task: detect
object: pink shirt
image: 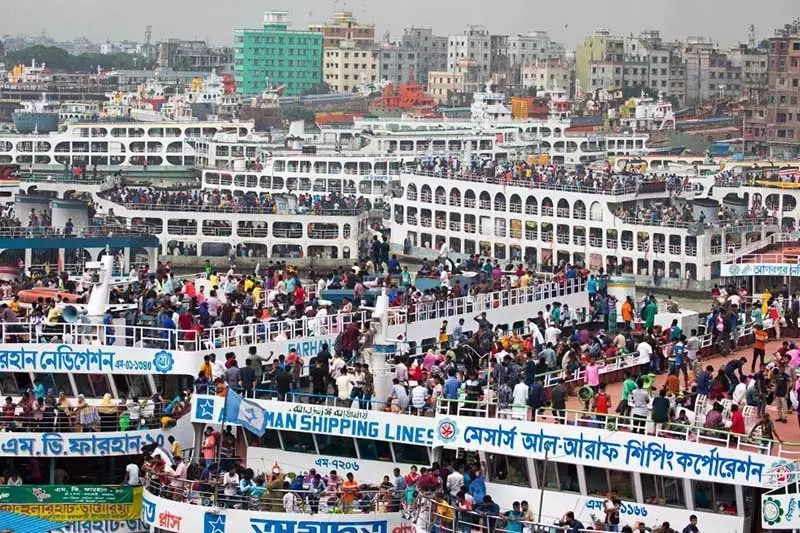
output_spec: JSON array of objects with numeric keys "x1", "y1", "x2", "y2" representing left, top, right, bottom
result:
[{"x1": 586, "y1": 364, "x2": 600, "y2": 387}]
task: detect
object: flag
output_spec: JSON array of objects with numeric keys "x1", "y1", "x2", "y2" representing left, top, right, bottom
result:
[{"x1": 224, "y1": 389, "x2": 267, "y2": 436}]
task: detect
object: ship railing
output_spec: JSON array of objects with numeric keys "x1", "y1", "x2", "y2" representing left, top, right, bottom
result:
[
  {"x1": 417, "y1": 496, "x2": 606, "y2": 533},
  {"x1": 407, "y1": 170, "x2": 645, "y2": 196},
  {"x1": 143, "y1": 474, "x2": 398, "y2": 514},
  {"x1": 386, "y1": 278, "x2": 586, "y2": 327},
  {"x1": 1, "y1": 400, "x2": 181, "y2": 433},
  {"x1": 19, "y1": 175, "x2": 107, "y2": 185},
  {"x1": 0, "y1": 225, "x2": 150, "y2": 239},
  {"x1": 117, "y1": 203, "x2": 364, "y2": 217}
]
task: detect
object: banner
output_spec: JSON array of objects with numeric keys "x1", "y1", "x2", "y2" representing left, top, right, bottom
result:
[
  {"x1": 0, "y1": 429, "x2": 164, "y2": 457},
  {"x1": 0, "y1": 486, "x2": 141, "y2": 522},
  {"x1": 722, "y1": 263, "x2": 800, "y2": 277},
  {"x1": 0, "y1": 485, "x2": 134, "y2": 504},
  {"x1": 763, "y1": 493, "x2": 800, "y2": 529},
  {"x1": 192, "y1": 395, "x2": 435, "y2": 446},
  {"x1": 434, "y1": 415, "x2": 781, "y2": 488}
]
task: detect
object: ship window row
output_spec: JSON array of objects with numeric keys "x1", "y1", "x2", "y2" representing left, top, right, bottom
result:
[
  {"x1": 271, "y1": 160, "x2": 400, "y2": 175},
  {"x1": 0, "y1": 371, "x2": 166, "y2": 400},
  {"x1": 0, "y1": 155, "x2": 196, "y2": 167},
  {"x1": 486, "y1": 453, "x2": 743, "y2": 517},
  {"x1": 164, "y1": 240, "x2": 353, "y2": 260},
  {"x1": 204, "y1": 173, "x2": 384, "y2": 195},
  {"x1": 404, "y1": 232, "x2": 702, "y2": 280},
  {"x1": 251, "y1": 429, "x2": 431, "y2": 465},
  {"x1": 157, "y1": 219, "x2": 351, "y2": 240}
]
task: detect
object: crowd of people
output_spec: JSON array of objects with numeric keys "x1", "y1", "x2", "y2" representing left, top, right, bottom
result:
[
  {"x1": 0, "y1": 389, "x2": 191, "y2": 433},
  {"x1": 100, "y1": 186, "x2": 372, "y2": 215}
]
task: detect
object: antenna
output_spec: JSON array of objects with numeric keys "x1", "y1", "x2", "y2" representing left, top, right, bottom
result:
[
  {"x1": 145, "y1": 25, "x2": 152, "y2": 47},
  {"x1": 748, "y1": 24, "x2": 756, "y2": 48}
]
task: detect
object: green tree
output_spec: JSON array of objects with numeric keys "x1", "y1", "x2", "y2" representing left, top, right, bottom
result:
[{"x1": 6, "y1": 45, "x2": 149, "y2": 72}]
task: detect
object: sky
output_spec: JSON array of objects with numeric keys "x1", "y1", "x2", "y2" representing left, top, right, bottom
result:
[{"x1": 1, "y1": 0, "x2": 797, "y2": 49}]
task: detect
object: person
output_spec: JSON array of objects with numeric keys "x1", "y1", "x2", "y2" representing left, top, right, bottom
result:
[
  {"x1": 504, "y1": 501, "x2": 524, "y2": 533},
  {"x1": 124, "y1": 461, "x2": 140, "y2": 485},
  {"x1": 631, "y1": 380, "x2": 650, "y2": 434},
  {"x1": 342, "y1": 472, "x2": 359, "y2": 512},
  {"x1": 750, "y1": 412, "x2": 783, "y2": 449},
  {"x1": 682, "y1": 515, "x2": 699, "y2": 533},
  {"x1": 168, "y1": 435, "x2": 182, "y2": 459},
  {"x1": 558, "y1": 511, "x2": 586, "y2": 533},
  {"x1": 753, "y1": 324, "x2": 769, "y2": 373},
  {"x1": 651, "y1": 388, "x2": 670, "y2": 428},
  {"x1": 730, "y1": 404, "x2": 745, "y2": 437},
  {"x1": 511, "y1": 376, "x2": 529, "y2": 419},
  {"x1": 653, "y1": 523, "x2": 678, "y2": 533},
  {"x1": 551, "y1": 379, "x2": 567, "y2": 424},
  {"x1": 603, "y1": 489, "x2": 622, "y2": 532}
]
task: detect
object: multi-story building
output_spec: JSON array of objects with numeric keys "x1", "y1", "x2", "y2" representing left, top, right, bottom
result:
[
  {"x1": 156, "y1": 39, "x2": 233, "y2": 71},
  {"x1": 308, "y1": 11, "x2": 376, "y2": 48},
  {"x1": 728, "y1": 44, "x2": 769, "y2": 104},
  {"x1": 521, "y1": 59, "x2": 573, "y2": 96},
  {"x1": 683, "y1": 37, "x2": 741, "y2": 105},
  {"x1": 577, "y1": 29, "x2": 685, "y2": 102},
  {"x1": 380, "y1": 42, "x2": 419, "y2": 85},
  {"x1": 401, "y1": 27, "x2": 448, "y2": 83},
  {"x1": 507, "y1": 32, "x2": 554, "y2": 69},
  {"x1": 323, "y1": 40, "x2": 380, "y2": 93},
  {"x1": 426, "y1": 71, "x2": 466, "y2": 104},
  {"x1": 233, "y1": 11, "x2": 323, "y2": 97},
  {"x1": 447, "y1": 25, "x2": 491, "y2": 92},
  {"x1": 763, "y1": 22, "x2": 800, "y2": 157}
]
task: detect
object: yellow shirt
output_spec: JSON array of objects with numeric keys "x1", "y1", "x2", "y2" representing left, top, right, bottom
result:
[
  {"x1": 519, "y1": 274, "x2": 530, "y2": 288},
  {"x1": 9, "y1": 301, "x2": 20, "y2": 314},
  {"x1": 171, "y1": 441, "x2": 183, "y2": 458},
  {"x1": 253, "y1": 286, "x2": 262, "y2": 305},
  {"x1": 244, "y1": 279, "x2": 254, "y2": 292},
  {"x1": 209, "y1": 274, "x2": 219, "y2": 287}
]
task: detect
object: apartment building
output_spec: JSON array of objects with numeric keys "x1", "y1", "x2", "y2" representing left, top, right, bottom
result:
[
  {"x1": 308, "y1": 11, "x2": 375, "y2": 48},
  {"x1": 401, "y1": 27, "x2": 448, "y2": 84},
  {"x1": 324, "y1": 40, "x2": 380, "y2": 93}
]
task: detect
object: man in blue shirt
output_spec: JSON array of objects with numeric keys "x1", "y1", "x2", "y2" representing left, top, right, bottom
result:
[
  {"x1": 443, "y1": 369, "x2": 460, "y2": 415},
  {"x1": 682, "y1": 515, "x2": 699, "y2": 533}
]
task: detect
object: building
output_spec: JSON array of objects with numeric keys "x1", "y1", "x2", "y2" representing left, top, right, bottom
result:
[
  {"x1": 156, "y1": 39, "x2": 233, "y2": 71},
  {"x1": 233, "y1": 11, "x2": 323, "y2": 97},
  {"x1": 728, "y1": 44, "x2": 769, "y2": 104},
  {"x1": 113, "y1": 69, "x2": 209, "y2": 92},
  {"x1": 447, "y1": 25, "x2": 491, "y2": 92},
  {"x1": 380, "y1": 42, "x2": 419, "y2": 85},
  {"x1": 426, "y1": 70, "x2": 466, "y2": 104},
  {"x1": 761, "y1": 22, "x2": 800, "y2": 157},
  {"x1": 308, "y1": 11, "x2": 376, "y2": 48},
  {"x1": 521, "y1": 59, "x2": 573, "y2": 96},
  {"x1": 683, "y1": 37, "x2": 741, "y2": 105},
  {"x1": 576, "y1": 29, "x2": 685, "y2": 102},
  {"x1": 401, "y1": 27, "x2": 448, "y2": 84},
  {"x1": 323, "y1": 40, "x2": 380, "y2": 93}
]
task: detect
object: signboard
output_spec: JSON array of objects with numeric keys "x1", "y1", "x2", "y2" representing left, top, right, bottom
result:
[
  {"x1": 0, "y1": 429, "x2": 164, "y2": 457},
  {"x1": 0, "y1": 485, "x2": 134, "y2": 504},
  {"x1": 0, "y1": 486, "x2": 141, "y2": 522},
  {"x1": 141, "y1": 491, "x2": 405, "y2": 533},
  {"x1": 435, "y1": 415, "x2": 779, "y2": 487},
  {"x1": 192, "y1": 395, "x2": 435, "y2": 446},
  {"x1": 762, "y1": 493, "x2": 800, "y2": 529},
  {"x1": 722, "y1": 263, "x2": 800, "y2": 277},
  {"x1": 60, "y1": 520, "x2": 147, "y2": 533},
  {"x1": 0, "y1": 344, "x2": 184, "y2": 375}
]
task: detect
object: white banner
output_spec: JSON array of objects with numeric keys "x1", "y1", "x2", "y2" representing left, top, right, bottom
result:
[
  {"x1": 435, "y1": 415, "x2": 780, "y2": 487},
  {"x1": 142, "y1": 490, "x2": 406, "y2": 533},
  {"x1": 722, "y1": 263, "x2": 800, "y2": 277},
  {"x1": 192, "y1": 395, "x2": 435, "y2": 446},
  {"x1": 0, "y1": 429, "x2": 164, "y2": 457},
  {"x1": 762, "y1": 493, "x2": 800, "y2": 529},
  {"x1": 58, "y1": 520, "x2": 147, "y2": 533}
]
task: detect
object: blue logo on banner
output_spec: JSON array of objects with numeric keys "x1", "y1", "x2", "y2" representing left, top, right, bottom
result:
[
  {"x1": 196, "y1": 398, "x2": 215, "y2": 421},
  {"x1": 141, "y1": 497, "x2": 156, "y2": 523},
  {"x1": 204, "y1": 512, "x2": 226, "y2": 533},
  {"x1": 153, "y1": 350, "x2": 174, "y2": 373}
]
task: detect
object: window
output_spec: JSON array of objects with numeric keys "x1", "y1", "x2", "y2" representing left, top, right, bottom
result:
[
  {"x1": 392, "y1": 442, "x2": 429, "y2": 464},
  {"x1": 357, "y1": 439, "x2": 392, "y2": 462},
  {"x1": 316, "y1": 435, "x2": 357, "y2": 458},
  {"x1": 282, "y1": 431, "x2": 317, "y2": 454},
  {"x1": 487, "y1": 453, "x2": 530, "y2": 487},
  {"x1": 692, "y1": 480, "x2": 736, "y2": 514},
  {"x1": 73, "y1": 374, "x2": 112, "y2": 398},
  {"x1": 585, "y1": 466, "x2": 635, "y2": 501},
  {"x1": 641, "y1": 474, "x2": 685, "y2": 507},
  {"x1": 112, "y1": 374, "x2": 150, "y2": 399},
  {"x1": 254, "y1": 430, "x2": 281, "y2": 449},
  {"x1": 34, "y1": 373, "x2": 73, "y2": 396},
  {"x1": 534, "y1": 460, "x2": 578, "y2": 492}
]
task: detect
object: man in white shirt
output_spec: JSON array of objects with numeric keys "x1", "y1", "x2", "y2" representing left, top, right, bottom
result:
[
  {"x1": 732, "y1": 379, "x2": 748, "y2": 406},
  {"x1": 526, "y1": 318, "x2": 544, "y2": 347},
  {"x1": 222, "y1": 466, "x2": 240, "y2": 507},
  {"x1": 283, "y1": 490, "x2": 300, "y2": 513},
  {"x1": 544, "y1": 324, "x2": 561, "y2": 347},
  {"x1": 210, "y1": 354, "x2": 226, "y2": 381},
  {"x1": 637, "y1": 340, "x2": 653, "y2": 363},
  {"x1": 336, "y1": 368, "x2": 355, "y2": 405},
  {"x1": 446, "y1": 465, "x2": 464, "y2": 498},
  {"x1": 410, "y1": 383, "x2": 428, "y2": 414},
  {"x1": 124, "y1": 462, "x2": 140, "y2": 485}
]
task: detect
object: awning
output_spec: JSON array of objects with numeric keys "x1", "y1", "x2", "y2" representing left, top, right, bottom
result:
[{"x1": 0, "y1": 510, "x2": 63, "y2": 533}]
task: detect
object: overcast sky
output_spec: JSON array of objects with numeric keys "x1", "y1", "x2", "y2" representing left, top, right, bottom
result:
[{"x1": 2, "y1": 0, "x2": 797, "y2": 49}]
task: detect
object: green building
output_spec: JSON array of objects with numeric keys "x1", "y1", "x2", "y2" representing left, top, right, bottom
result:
[{"x1": 234, "y1": 11, "x2": 323, "y2": 96}]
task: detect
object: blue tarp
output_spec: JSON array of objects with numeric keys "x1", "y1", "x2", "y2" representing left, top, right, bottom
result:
[{"x1": 0, "y1": 510, "x2": 63, "y2": 533}]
